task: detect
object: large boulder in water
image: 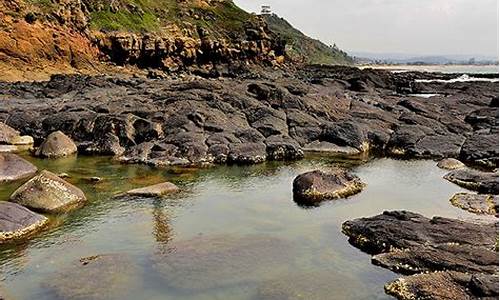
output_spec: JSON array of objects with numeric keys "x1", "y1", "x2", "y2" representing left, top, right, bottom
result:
[
  {"x1": 0, "y1": 201, "x2": 48, "y2": 242},
  {"x1": 35, "y1": 131, "x2": 77, "y2": 158},
  {"x1": 0, "y1": 153, "x2": 38, "y2": 182},
  {"x1": 437, "y1": 158, "x2": 465, "y2": 170},
  {"x1": 292, "y1": 169, "x2": 365, "y2": 206},
  {"x1": 10, "y1": 170, "x2": 87, "y2": 213}
]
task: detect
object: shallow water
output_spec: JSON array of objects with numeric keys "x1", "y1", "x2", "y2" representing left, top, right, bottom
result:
[{"x1": 0, "y1": 154, "x2": 492, "y2": 300}]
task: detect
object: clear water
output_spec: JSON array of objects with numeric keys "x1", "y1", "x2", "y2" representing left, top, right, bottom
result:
[{"x1": 0, "y1": 154, "x2": 492, "y2": 300}]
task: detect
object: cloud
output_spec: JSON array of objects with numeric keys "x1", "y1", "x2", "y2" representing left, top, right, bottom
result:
[{"x1": 234, "y1": 0, "x2": 499, "y2": 57}]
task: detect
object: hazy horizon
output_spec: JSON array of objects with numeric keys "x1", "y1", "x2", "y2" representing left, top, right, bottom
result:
[{"x1": 234, "y1": 0, "x2": 499, "y2": 58}]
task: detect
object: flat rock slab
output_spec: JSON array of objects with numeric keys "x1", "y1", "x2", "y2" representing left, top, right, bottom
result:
[
  {"x1": 0, "y1": 153, "x2": 37, "y2": 182},
  {"x1": 43, "y1": 254, "x2": 140, "y2": 300},
  {"x1": 450, "y1": 193, "x2": 498, "y2": 216},
  {"x1": 293, "y1": 169, "x2": 365, "y2": 206},
  {"x1": 10, "y1": 170, "x2": 87, "y2": 213},
  {"x1": 35, "y1": 131, "x2": 77, "y2": 158},
  {"x1": 126, "y1": 182, "x2": 179, "y2": 197},
  {"x1": 385, "y1": 271, "x2": 499, "y2": 300},
  {"x1": 437, "y1": 158, "x2": 465, "y2": 170},
  {"x1": 444, "y1": 168, "x2": 499, "y2": 194},
  {"x1": 0, "y1": 201, "x2": 48, "y2": 242},
  {"x1": 0, "y1": 122, "x2": 20, "y2": 145},
  {"x1": 342, "y1": 211, "x2": 499, "y2": 299}
]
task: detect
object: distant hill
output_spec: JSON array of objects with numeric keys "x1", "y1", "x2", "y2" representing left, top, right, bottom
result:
[
  {"x1": 265, "y1": 14, "x2": 353, "y2": 65},
  {"x1": 351, "y1": 52, "x2": 498, "y2": 65}
]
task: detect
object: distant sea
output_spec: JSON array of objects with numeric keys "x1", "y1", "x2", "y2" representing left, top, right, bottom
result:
[{"x1": 360, "y1": 64, "x2": 499, "y2": 74}]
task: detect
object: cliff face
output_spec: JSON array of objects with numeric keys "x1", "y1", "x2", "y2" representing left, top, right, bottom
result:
[{"x1": 0, "y1": 0, "x2": 352, "y2": 81}]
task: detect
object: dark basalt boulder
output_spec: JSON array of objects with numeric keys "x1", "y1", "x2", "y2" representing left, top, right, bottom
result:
[
  {"x1": 0, "y1": 153, "x2": 38, "y2": 183},
  {"x1": 385, "y1": 272, "x2": 499, "y2": 300},
  {"x1": 0, "y1": 201, "x2": 48, "y2": 242},
  {"x1": 293, "y1": 169, "x2": 365, "y2": 206},
  {"x1": 342, "y1": 211, "x2": 498, "y2": 254},
  {"x1": 449, "y1": 193, "x2": 498, "y2": 216},
  {"x1": 460, "y1": 134, "x2": 499, "y2": 168},
  {"x1": 227, "y1": 143, "x2": 267, "y2": 165},
  {"x1": 10, "y1": 170, "x2": 87, "y2": 213},
  {"x1": 35, "y1": 131, "x2": 78, "y2": 158},
  {"x1": 444, "y1": 168, "x2": 499, "y2": 194}
]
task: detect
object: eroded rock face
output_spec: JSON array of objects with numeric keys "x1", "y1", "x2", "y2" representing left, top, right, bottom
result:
[
  {"x1": 0, "y1": 153, "x2": 38, "y2": 182},
  {"x1": 35, "y1": 131, "x2": 78, "y2": 158},
  {"x1": 450, "y1": 193, "x2": 499, "y2": 216},
  {"x1": 444, "y1": 168, "x2": 499, "y2": 194},
  {"x1": 0, "y1": 201, "x2": 48, "y2": 242},
  {"x1": 293, "y1": 169, "x2": 365, "y2": 206},
  {"x1": 126, "y1": 182, "x2": 179, "y2": 197},
  {"x1": 437, "y1": 158, "x2": 465, "y2": 170},
  {"x1": 10, "y1": 170, "x2": 87, "y2": 213},
  {"x1": 342, "y1": 211, "x2": 499, "y2": 300}
]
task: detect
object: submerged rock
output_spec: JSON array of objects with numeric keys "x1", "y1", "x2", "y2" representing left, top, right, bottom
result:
[
  {"x1": 292, "y1": 169, "x2": 365, "y2": 206},
  {"x1": 10, "y1": 170, "x2": 87, "y2": 213},
  {"x1": 342, "y1": 211, "x2": 499, "y2": 300},
  {"x1": 444, "y1": 168, "x2": 499, "y2": 194},
  {"x1": 35, "y1": 131, "x2": 78, "y2": 158},
  {"x1": 0, "y1": 153, "x2": 38, "y2": 182},
  {"x1": 0, "y1": 201, "x2": 48, "y2": 242},
  {"x1": 385, "y1": 271, "x2": 499, "y2": 300},
  {"x1": 437, "y1": 158, "x2": 465, "y2": 170},
  {"x1": 450, "y1": 193, "x2": 498, "y2": 216},
  {"x1": 126, "y1": 182, "x2": 179, "y2": 197},
  {"x1": 44, "y1": 254, "x2": 140, "y2": 300},
  {"x1": 153, "y1": 235, "x2": 295, "y2": 292}
]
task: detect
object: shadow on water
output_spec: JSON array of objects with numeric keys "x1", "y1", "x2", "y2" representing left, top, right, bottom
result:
[{"x1": 0, "y1": 153, "x2": 490, "y2": 299}]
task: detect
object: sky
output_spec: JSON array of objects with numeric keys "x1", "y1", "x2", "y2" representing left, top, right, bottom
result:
[{"x1": 234, "y1": 0, "x2": 499, "y2": 58}]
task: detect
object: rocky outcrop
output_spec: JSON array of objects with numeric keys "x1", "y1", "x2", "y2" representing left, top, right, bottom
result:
[
  {"x1": 10, "y1": 170, "x2": 87, "y2": 213},
  {"x1": 0, "y1": 153, "x2": 37, "y2": 182},
  {"x1": 126, "y1": 182, "x2": 179, "y2": 197},
  {"x1": 292, "y1": 169, "x2": 365, "y2": 206},
  {"x1": 0, "y1": 201, "x2": 48, "y2": 242},
  {"x1": 342, "y1": 211, "x2": 499, "y2": 300},
  {"x1": 450, "y1": 193, "x2": 498, "y2": 216},
  {"x1": 444, "y1": 168, "x2": 499, "y2": 194},
  {"x1": 0, "y1": 67, "x2": 497, "y2": 168},
  {"x1": 35, "y1": 131, "x2": 78, "y2": 158},
  {"x1": 0, "y1": 123, "x2": 33, "y2": 146}
]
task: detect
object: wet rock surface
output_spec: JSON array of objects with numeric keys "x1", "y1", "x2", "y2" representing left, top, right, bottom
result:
[
  {"x1": 0, "y1": 201, "x2": 48, "y2": 242},
  {"x1": 292, "y1": 169, "x2": 365, "y2": 206},
  {"x1": 35, "y1": 130, "x2": 78, "y2": 158},
  {"x1": 126, "y1": 182, "x2": 179, "y2": 197},
  {"x1": 10, "y1": 170, "x2": 87, "y2": 213},
  {"x1": 0, "y1": 153, "x2": 38, "y2": 182},
  {"x1": 450, "y1": 193, "x2": 499, "y2": 216},
  {"x1": 0, "y1": 66, "x2": 497, "y2": 168},
  {"x1": 444, "y1": 168, "x2": 499, "y2": 194},
  {"x1": 342, "y1": 211, "x2": 499, "y2": 299},
  {"x1": 385, "y1": 271, "x2": 499, "y2": 300}
]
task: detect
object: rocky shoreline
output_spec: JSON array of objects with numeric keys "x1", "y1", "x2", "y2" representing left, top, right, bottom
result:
[{"x1": 0, "y1": 65, "x2": 498, "y2": 299}]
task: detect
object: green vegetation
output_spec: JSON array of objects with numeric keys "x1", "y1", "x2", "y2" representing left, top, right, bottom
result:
[
  {"x1": 264, "y1": 14, "x2": 353, "y2": 65},
  {"x1": 89, "y1": 10, "x2": 159, "y2": 32}
]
